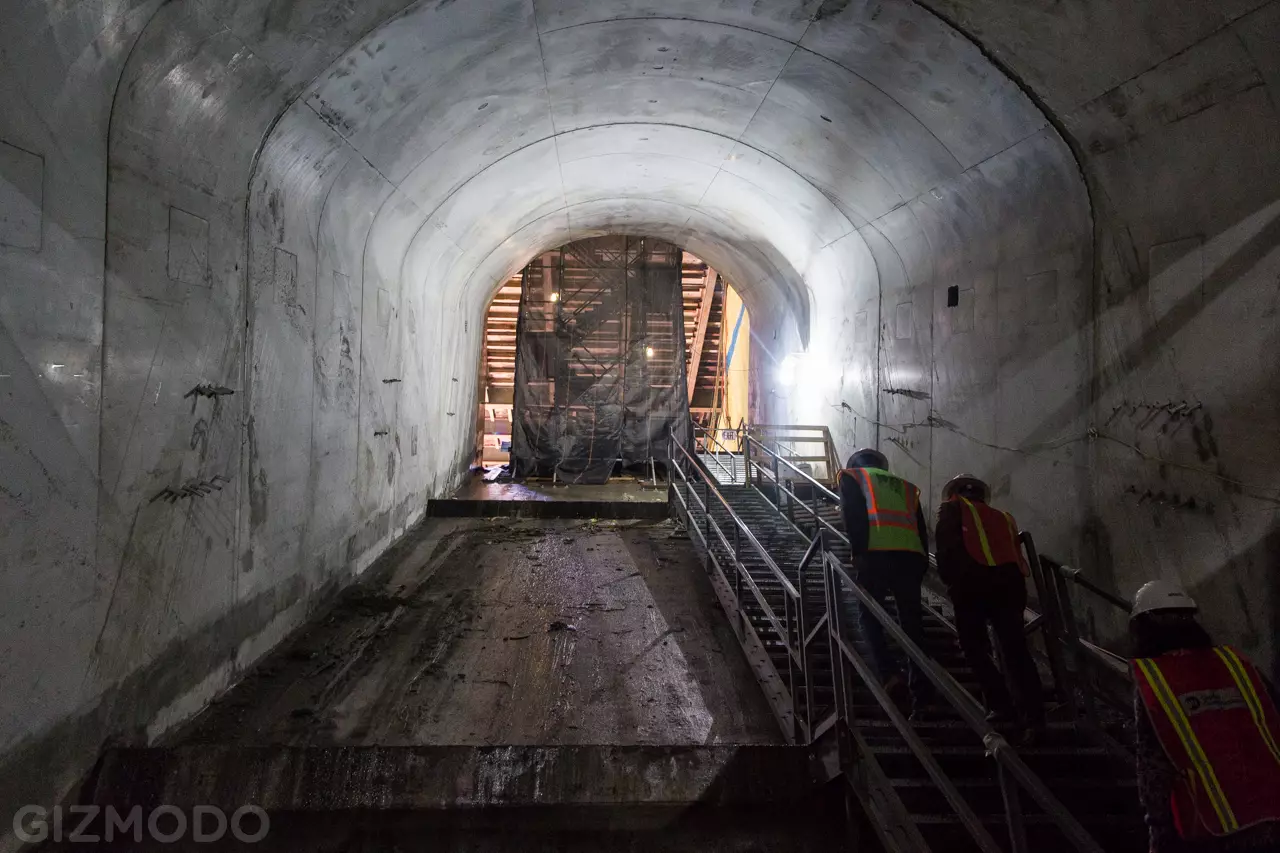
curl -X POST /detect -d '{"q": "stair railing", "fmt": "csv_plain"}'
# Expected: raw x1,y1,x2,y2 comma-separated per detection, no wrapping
733,437,1109,852
822,546,1108,853
745,436,1124,732
742,432,849,547
746,424,841,484
675,435,1116,851
667,436,810,742
691,423,743,484
1025,545,1135,757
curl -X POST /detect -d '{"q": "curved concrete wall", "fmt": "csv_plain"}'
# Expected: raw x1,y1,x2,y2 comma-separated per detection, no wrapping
2,0,1277,837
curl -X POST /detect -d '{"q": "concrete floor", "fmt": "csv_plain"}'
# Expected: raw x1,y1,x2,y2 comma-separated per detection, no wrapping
452,479,668,503
174,517,780,747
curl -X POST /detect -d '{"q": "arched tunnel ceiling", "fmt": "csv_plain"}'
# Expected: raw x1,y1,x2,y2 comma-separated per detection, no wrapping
251,0,1054,333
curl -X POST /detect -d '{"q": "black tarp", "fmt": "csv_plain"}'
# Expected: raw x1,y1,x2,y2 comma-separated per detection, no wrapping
511,236,691,484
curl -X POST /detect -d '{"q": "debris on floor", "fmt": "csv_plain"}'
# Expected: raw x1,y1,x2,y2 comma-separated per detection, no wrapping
167,516,779,747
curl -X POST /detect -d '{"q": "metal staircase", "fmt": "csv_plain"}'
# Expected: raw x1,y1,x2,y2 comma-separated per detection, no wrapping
668,428,1146,853
696,453,745,485
694,423,745,485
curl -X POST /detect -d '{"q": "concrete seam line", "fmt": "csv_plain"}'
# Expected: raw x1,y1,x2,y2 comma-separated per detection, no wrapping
904,0,1097,237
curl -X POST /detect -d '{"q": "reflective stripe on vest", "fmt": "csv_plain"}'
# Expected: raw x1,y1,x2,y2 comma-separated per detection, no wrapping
1134,656,1238,833
1213,647,1280,768
843,467,925,554
1132,647,1280,838
955,497,1027,574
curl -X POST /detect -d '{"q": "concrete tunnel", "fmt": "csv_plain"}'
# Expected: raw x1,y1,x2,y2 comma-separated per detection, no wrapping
2,0,1280,846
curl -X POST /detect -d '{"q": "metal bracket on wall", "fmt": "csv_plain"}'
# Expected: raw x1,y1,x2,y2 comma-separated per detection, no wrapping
184,383,235,399
882,387,931,400
381,378,402,384
150,474,229,503
373,429,389,437
1109,399,1202,422
1124,485,1213,514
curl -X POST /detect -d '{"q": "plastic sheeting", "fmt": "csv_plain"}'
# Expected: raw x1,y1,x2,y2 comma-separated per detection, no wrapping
511,236,692,483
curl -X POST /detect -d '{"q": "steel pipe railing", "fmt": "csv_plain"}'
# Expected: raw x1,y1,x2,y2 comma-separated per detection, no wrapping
744,433,851,549
825,550,1108,853
669,437,801,644
1026,547,1135,760
691,423,743,484
1044,557,1132,614
669,435,813,740
671,433,1114,852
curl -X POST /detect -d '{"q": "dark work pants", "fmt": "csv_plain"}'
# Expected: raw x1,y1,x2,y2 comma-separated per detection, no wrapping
856,552,931,705
948,565,1044,725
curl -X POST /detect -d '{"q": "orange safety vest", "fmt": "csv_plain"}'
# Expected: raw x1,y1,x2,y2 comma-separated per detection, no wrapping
1132,646,1280,840
952,497,1027,575
839,467,925,554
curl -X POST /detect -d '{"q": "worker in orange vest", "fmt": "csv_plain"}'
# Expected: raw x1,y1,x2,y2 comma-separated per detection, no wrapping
1129,581,1280,853
934,474,1044,744
836,448,933,717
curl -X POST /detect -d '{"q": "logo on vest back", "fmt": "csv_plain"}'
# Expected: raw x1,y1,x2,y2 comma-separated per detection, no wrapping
1180,688,1246,716
873,474,905,496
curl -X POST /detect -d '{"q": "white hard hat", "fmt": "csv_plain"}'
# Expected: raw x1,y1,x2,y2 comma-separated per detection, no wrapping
1131,580,1198,619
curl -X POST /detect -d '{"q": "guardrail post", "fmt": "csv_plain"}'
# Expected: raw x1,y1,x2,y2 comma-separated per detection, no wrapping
824,548,853,732
1021,532,1074,718
797,544,813,742
770,450,781,511
702,477,711,541
1051,565,1105,732
733,523,744,631
784,594,799,743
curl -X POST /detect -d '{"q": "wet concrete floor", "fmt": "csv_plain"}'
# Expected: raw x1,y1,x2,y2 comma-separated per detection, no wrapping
174,517,780,746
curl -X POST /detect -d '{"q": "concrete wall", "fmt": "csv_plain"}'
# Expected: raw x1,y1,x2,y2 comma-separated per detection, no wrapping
0,0,426,839
1,0,166,827
2,0,1278,841
910,0,1280,659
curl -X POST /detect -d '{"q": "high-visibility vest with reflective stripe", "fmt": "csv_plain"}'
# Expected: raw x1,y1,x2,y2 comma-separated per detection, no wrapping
1132,646,1280,840
840,467,925,555
952,497,1028,576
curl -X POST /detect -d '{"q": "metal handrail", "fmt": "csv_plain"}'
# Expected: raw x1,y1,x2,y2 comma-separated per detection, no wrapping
825,550,1108,853
669,435,811,741
1023,534,1135,764
1043,557,1132,613
693,422,739,455
747,424,841,479
744,434,852,549
1080,639,1131,678
747,432,841,501
669,440,799,602
668,460,802,680
748,454,1078,707
691,423,742,483
669,440,1113,851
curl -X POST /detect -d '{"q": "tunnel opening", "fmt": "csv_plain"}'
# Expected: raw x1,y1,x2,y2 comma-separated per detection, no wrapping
509,235,690,485
474,236,753,488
